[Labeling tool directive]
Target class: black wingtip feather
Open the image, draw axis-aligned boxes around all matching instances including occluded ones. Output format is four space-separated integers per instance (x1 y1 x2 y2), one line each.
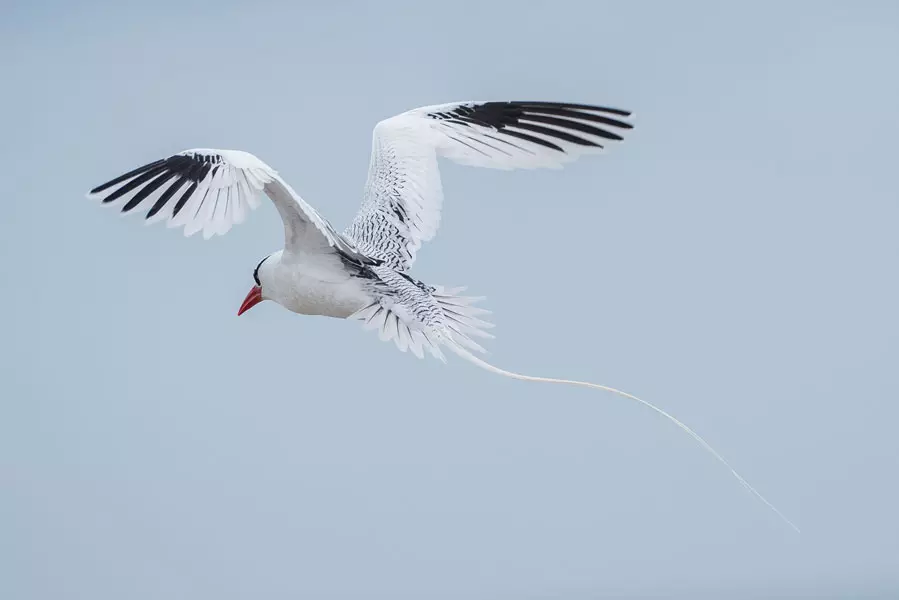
89 158 166 195
146 176 185 218
518 113 627 140
101 164 169 205
499 128 565 152
513 101 633 118
171 180 199 218
429 101 633 150
121 171 179 213
519 106 634 131
510 121 604 147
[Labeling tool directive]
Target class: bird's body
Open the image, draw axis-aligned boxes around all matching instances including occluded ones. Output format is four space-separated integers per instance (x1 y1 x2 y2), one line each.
261 250 369 318
86 99 798 531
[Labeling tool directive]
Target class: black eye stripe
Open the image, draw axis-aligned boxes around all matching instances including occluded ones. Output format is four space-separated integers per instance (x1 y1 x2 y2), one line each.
253 256 268 286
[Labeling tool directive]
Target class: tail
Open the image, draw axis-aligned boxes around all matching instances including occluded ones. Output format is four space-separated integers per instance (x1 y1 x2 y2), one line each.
350 284 495 361
441 336 801 533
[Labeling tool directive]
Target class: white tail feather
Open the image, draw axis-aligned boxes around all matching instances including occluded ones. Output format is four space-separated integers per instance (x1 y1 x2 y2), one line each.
351 285 494 362
442 336 800 533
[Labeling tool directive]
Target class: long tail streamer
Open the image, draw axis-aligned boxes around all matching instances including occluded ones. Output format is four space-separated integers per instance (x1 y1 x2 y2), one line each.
444 339 800 533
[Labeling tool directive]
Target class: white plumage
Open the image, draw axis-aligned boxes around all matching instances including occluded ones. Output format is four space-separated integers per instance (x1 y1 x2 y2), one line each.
86 99 798 532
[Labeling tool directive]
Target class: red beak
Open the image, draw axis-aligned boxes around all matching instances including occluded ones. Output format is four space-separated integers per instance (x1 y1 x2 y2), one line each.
237 285 263 316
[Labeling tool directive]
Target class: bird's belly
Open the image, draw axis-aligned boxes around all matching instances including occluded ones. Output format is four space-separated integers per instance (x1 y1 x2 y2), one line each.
279 277 370 319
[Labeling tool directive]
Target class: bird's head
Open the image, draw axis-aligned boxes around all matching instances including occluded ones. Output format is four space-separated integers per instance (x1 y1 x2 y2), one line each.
238 255 272 316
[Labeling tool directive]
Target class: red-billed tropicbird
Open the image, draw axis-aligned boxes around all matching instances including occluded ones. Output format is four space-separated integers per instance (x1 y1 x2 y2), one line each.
86 100 797 531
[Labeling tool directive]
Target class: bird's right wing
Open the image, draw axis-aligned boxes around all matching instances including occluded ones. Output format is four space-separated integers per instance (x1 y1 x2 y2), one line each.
86 148 370 261
347 101 634 271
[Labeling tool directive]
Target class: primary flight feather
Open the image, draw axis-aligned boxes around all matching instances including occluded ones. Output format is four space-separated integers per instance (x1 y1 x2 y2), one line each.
86 100 798 532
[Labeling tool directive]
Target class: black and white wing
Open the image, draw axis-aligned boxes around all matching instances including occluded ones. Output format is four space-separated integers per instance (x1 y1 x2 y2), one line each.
346 101 634 271
86 148 367 260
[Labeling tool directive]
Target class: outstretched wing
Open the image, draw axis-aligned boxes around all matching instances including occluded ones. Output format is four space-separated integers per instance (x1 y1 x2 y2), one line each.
346 101 634 271
86 148 368 260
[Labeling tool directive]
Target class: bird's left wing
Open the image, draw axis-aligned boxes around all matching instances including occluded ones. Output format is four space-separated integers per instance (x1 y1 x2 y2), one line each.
86 148 369 261
346 101 634 271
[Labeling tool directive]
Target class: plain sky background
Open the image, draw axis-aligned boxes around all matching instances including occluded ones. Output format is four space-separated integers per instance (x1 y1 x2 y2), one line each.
2 1 898 598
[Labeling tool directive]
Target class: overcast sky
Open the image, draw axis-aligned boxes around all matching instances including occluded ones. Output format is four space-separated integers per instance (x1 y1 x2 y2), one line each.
2 1 899 598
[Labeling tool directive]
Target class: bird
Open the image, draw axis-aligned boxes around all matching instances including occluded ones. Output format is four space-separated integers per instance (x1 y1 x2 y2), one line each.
86 99 798 532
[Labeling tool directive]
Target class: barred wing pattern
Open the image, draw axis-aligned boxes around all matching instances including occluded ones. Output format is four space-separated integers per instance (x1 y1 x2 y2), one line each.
86 148 367 260
347 101 634 271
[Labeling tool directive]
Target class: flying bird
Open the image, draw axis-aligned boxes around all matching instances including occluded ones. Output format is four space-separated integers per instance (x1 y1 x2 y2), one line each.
86 100 797 531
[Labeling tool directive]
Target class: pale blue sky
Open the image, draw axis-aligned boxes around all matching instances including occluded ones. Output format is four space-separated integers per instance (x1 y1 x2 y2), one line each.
2 1 899 598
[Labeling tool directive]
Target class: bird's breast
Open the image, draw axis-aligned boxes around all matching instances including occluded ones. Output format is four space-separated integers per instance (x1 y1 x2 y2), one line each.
270 265 371 319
